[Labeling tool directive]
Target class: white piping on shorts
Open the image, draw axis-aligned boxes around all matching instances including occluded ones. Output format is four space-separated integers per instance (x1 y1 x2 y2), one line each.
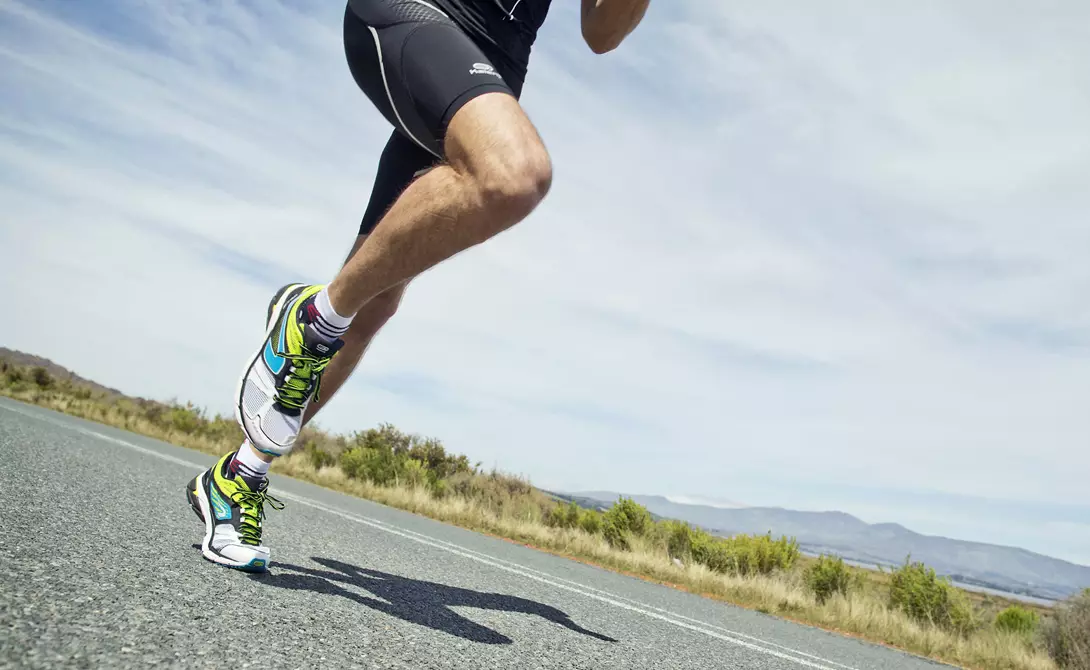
367 25 441 159
504 0 524 20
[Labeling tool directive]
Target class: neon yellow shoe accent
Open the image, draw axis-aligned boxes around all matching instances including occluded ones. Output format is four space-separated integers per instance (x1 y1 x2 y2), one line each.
209 452 283 546
272 284 338 411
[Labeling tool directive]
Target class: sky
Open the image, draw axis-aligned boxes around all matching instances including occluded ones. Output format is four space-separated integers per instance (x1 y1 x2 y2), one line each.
1 0 1088 565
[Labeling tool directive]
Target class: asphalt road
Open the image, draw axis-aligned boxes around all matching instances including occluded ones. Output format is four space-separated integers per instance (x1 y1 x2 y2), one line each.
0 398 950 670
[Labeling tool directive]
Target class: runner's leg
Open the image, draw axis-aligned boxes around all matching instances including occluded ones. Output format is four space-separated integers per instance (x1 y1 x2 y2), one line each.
232 1 548 458
302 129 433 427
327 0 551 317
301 242 406 427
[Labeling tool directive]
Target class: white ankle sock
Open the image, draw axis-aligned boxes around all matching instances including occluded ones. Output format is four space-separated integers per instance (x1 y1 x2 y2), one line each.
311 287 353 340
230 441 271 483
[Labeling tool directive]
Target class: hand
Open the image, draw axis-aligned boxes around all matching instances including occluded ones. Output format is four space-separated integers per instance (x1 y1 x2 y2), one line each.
580 0 651 54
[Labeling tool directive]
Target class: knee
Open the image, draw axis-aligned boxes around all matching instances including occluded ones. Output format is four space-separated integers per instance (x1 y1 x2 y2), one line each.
474 139 553 220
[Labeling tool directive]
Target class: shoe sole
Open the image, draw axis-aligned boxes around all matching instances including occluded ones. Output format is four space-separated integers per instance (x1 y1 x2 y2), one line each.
233 283 306 454
188 470 270 573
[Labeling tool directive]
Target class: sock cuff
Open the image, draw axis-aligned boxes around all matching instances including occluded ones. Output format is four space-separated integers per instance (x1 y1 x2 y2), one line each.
315 287 355 327
233 442 272 476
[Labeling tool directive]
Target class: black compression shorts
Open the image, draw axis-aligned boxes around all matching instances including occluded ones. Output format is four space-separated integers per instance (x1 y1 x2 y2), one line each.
343 0 524 161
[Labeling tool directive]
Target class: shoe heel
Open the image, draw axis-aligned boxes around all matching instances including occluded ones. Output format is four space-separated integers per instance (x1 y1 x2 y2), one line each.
186 484 204 522
267 283 302 327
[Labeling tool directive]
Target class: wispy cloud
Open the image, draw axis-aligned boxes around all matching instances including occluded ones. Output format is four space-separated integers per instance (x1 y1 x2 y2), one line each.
2 0 1088 564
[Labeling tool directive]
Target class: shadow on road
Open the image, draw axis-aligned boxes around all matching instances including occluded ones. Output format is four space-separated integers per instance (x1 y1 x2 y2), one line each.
251 556 618 645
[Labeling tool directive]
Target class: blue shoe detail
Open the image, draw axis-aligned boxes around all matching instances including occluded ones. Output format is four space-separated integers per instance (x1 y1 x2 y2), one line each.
254 444 284 457
263 338 285 375
261 298 294 375
209 487 232 521
209 557 270 573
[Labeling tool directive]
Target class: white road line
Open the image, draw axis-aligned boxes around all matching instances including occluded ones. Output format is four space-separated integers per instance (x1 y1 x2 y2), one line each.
278 492 853 670
2 401 858 670
352 515 863 670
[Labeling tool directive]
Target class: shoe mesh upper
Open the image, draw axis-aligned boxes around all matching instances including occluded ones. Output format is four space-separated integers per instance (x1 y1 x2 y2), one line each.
260 408 298 445
243 379 266 417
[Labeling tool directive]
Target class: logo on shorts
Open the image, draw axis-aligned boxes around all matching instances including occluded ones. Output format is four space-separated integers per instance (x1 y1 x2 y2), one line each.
469 62 501 78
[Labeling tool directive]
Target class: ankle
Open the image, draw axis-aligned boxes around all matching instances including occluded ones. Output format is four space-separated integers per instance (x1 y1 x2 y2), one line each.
228 442 272 488
309 286 354 341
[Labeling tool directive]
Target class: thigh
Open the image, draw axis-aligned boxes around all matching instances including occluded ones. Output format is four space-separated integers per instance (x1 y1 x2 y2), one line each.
443 90 550 182
343 0 518 159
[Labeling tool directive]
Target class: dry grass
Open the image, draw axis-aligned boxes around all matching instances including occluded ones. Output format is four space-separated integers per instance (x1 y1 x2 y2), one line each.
1041 589 1090 670
0 383 1061 670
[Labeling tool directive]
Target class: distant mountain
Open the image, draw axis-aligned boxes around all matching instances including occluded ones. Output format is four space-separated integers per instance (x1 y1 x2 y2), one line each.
562 491 1090 601
0 348 121 397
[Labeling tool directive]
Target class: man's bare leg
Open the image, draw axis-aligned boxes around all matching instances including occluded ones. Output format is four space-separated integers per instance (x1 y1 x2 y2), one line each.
303 92 552 424
240 93 549 463
325 92 552 317
301 237 407 428
302 284 405 427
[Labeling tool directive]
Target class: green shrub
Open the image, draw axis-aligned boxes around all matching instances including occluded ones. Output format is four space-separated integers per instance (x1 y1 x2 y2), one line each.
5 367 24 385
805 555 857 604
888 558 975 634
689 530 799 576
1042 588 1090 669
430 478 449 499
993 605 1039 635
406 436 471 480
299 422 467 494
368 447 403 485
166 402 204 434
202 415 244 445
339 447 372 481
733 532 800 576
545 501 582 530
305 442 336 470
340 432 454 487
350 423 412 451
31 367 53 389
691 529 731 572
605 497 652 537
400 458 428 487
140 400 164 426
661 520 694 562
602 517 629 550
348 423 471 481
578 509 603 535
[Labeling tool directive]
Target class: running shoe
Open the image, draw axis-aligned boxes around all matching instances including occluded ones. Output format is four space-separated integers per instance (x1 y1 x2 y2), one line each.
186 451 283 571
235 284 344 456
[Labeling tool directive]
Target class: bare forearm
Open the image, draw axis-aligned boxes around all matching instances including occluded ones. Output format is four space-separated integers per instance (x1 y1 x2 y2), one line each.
581 0 650 54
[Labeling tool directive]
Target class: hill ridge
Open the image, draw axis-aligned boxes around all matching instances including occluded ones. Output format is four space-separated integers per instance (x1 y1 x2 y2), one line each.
560 490 1089 601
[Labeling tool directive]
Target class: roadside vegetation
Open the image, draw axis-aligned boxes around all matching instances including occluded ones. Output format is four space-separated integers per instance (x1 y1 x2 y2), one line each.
1041 589 1090 670
3 357 1086 670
